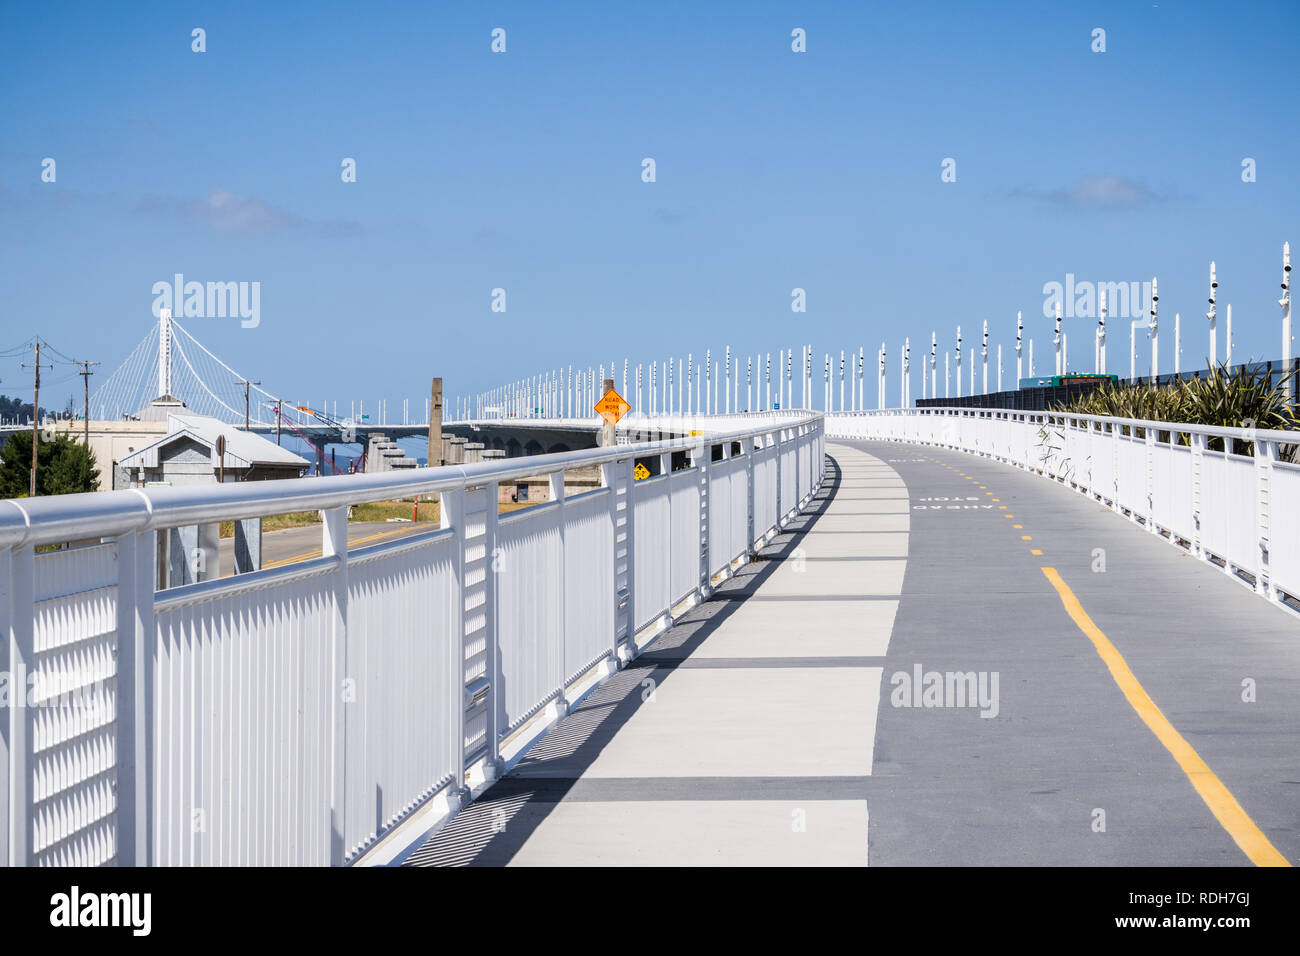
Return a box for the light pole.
[1016,311,1023,383]
[1149,277,1159,384]
[857,347,864,410]
[839,350,845,411]
[725,346,731,414]
[1054,302,1062,376]
[1282,242,1293,399]
[878,343,885,409]
[902,338,910,408]
[981,320,988,394]
[955,326,962,398]
[687,353,694,414]
[1097,290,1107,374]
[1207,261,1218,369]
[930,331,937,399]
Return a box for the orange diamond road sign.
[594,388,630,426]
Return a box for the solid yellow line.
[1040,567,1290,867]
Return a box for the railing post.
[1145,426,1157,533]
[746,437,756,551]
[773,430,782,528]
[4,543,33,867]
[0,545,9,867]
[322,505,350,864]
[1255,438,1278,601]
[549,471,569,715]
[1110,422,1122,514]
[660,451,672,616]
[602,458,633,663]
[1190,432,1205,559]
[115,528,155,867]
[697,441,711,595]
[482,482,503,777]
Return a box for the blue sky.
[1,0,1296,414]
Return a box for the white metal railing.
[827,407,1300,610]
[0,412,824,867]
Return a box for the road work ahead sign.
[594,388,631,426]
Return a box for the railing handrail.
[827,406,1300,444]
[0,411,822,548]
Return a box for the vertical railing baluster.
[6,544,34,866]
[1255,438,1278,601]
[699,441,712,592]
[115,528,156,867]
[1191,431,1205,559]
[322,505,349,864]
[482,482,503,779]
[549,471,568,716]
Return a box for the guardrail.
[0,411,824,867]
[827,407,1300,611]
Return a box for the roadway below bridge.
[405,440,1300,866]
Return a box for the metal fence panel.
[153,566,338,865]
[632,476,671,632]
[669,468,702,604]
[343,533,459,862]
[496,505,565,731]
[1271,462,1300,599]
[31,543,119,866]
[563,489,615,678]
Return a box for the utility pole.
[236,379,261,430]
[77,360,99,447]
[275,399,284,445]
[22,340,52,497]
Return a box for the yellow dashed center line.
[1040,567,1290,868]
[261,524,426,570]
[1021,535,1032,540]
[1030,549,1043,556]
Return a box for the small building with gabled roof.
[117,412,308,488]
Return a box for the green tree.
[0,431,100,498]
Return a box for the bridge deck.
[406,441,1300,866]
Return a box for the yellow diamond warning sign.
[633,462,651,480]
[594,388,630,426]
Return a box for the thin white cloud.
[1011,175,1166,209]
[137,187,359,237]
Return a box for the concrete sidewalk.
[406,448,905,866]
